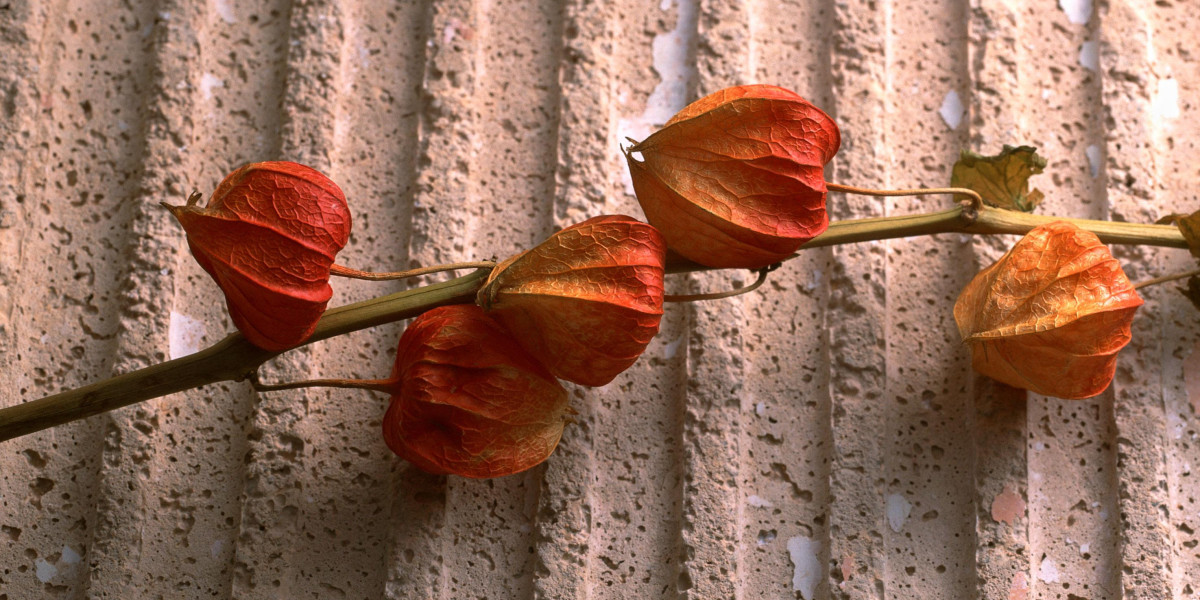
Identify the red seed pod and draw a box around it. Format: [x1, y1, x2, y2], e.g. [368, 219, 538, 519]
[954, 222, 1144, 399]
[477, 215, 666, 387]
[624, 84, 840, 269]
[164, 161, 351, 351]
[383, 305, 570, 478]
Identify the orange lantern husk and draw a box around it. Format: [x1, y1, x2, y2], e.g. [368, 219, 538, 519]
[383, 305, 570, 478]
[165, 161, 351, 351]
[477, 215, 667, 387]
[624, 84, 840, 269]
[954, 221, 1144, 399]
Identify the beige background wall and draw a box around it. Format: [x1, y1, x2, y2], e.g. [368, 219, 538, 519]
[1, 0, 1198, 598]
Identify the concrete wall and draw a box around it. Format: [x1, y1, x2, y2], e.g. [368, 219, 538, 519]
[1, 0, 1198, 598]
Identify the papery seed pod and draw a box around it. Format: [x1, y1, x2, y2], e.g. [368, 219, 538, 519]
[624, 84, 840, 269]
[477, 215, 666, 387]
[164, 161, 351, 351]
[383, 305, 570, 478]
[954, 221, 1144, 399]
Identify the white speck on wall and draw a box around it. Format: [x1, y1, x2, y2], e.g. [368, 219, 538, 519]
[200, 73, 224, 101]
[1168, 410, 1186, 439]
[1038, 557, 1060, 583]
[1086, 144, 1102, 177]
[1079, 542, 1090, 555]
[617, 0, 697, 196]
[1153, 78, 1181, 119]
[663, 336, 682, 359]
[748, 495, 773, 508]
[786, 536, 821, 599]
[169, 311, 206, 359]
[755, 402, 766, 416]
[939, 90, 964, 130]
[804, 268, 823, 292]
[1032, 441, 1048, 451]
[214, 0, 237, 24]
[1078, 41, 1099, 71]
[211, 539, 224, 558]
[35, 558, 57, 582]
[60, 545, 81, 564]
[1042, 88, 1053, 100]
[886, 493, 912, 532]
[1059, 0, 1092, 24]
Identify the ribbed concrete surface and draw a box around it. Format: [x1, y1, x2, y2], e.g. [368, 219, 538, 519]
[1, 0, 1198, 598]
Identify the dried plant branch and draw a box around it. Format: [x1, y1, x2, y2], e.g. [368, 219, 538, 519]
[0, 203, 1187, 443]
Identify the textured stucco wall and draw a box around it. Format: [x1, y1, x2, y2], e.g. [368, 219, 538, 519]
[1, 0, 1198, 598]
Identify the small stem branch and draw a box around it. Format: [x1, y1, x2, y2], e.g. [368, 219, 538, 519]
[1133, 267, 1200, 290]
[827, 181, 984, 210]
[329, 260, 496, 281]
[665, 264, 777, 302]
[250, 371, 396, 394]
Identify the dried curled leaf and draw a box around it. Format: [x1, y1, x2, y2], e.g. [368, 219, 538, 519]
[383, 305, 570, 479]
[165, 162, 351, 351]
[624, 84, 840, 268]
[954, 221, 1143, 399]
[1174, 210, 1200, 259]
[951, 145, 1047, 212]
[477, 215, 666, 387]
[1181, 275, 1200, 312]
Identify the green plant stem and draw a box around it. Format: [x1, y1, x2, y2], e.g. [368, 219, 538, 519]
[1133, 267, 1200, 290]
[250, 373, 396, 394]
[329, 260, 496, 281]
[664, 264, 777, 302]
[825, 182, 984, 209]
[0, 204, 1187, 443]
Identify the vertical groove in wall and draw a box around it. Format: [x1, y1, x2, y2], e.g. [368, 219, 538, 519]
[586, 2, 693, 597]
[0, 16, 47, 595]
[86, 0, 202, 597]
[379, 0, 480, 595]
[314, 1, 434, 598]
[964, 3, 1030, 600]
[429, 0, 564, 596]
[176, 3, 293, 598]
[529, 0, 613, 596]
[229, 0, 346, 596]
[1147, 2, 1200, 597]
[825, 0, 889, 596]
[881, 0, 977, 597]
[1099, 1, 1174, 597]
[676, 1, 752, 596]
[0, 1, 119, 597]
[742, 0, 836, 597]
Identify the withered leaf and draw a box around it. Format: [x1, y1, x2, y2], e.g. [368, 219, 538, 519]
[954, 221, 1143, 399]
[624, 84, 840, 269]
[478, 215, 666, 387]
[383, 305, 569, 479]
[1174, 210, 1200, 259]
[1181, 275, 1200, 313]
[1154, 212, 1189, 225]
[951, 145, 1047, 212]
[165, 162, 351, 351]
